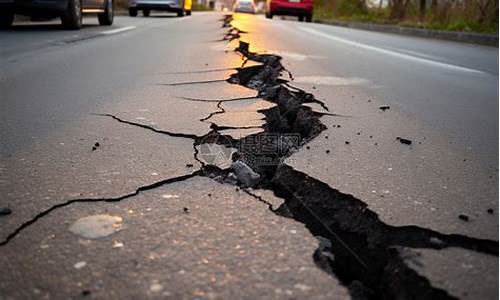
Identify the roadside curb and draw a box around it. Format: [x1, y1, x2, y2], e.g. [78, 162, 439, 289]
[315, 19, 498, 46]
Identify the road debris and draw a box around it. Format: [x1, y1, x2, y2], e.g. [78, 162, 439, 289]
[232, 160, 260, 188]
[0, 207, 12, 216]
[458, 214, 470, 222]
[396, 137, 412, 145]
[379, 106, 390, 111]
[92, 142, 100, 151]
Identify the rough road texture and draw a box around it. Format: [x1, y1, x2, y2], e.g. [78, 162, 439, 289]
[0, 14, 497, 300]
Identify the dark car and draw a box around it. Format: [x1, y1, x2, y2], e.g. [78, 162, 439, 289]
[0, 0, 114, 29]
[266, 0, 313, 22]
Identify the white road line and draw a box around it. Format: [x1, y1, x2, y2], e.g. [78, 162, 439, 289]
[300, 27, 486, 74]
[101, 26, 136, 35]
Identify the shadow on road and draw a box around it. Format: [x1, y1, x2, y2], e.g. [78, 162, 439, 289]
[1, 23, 100, 32]
[149, 15, 178, 18]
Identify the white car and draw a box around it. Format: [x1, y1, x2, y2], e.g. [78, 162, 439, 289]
[233, 0, 256, 14]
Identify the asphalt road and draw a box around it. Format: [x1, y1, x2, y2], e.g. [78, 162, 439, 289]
[0, 12, 498, 299]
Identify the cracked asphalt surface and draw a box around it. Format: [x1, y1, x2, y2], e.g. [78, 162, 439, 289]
[0, 12, 498, 300]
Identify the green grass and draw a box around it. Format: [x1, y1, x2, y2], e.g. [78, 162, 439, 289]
[313, 0, 498, 34]
[191, 3, 213, 11]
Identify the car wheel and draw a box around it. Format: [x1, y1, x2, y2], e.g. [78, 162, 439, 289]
[143, 9, 150, 17]
[305, 13, 312, 22]
[129, 8, 137, 16]
[98, 0, 114, 25]
[265, 12, 273, 19]
[298, 15, 304, 22]
[61, 0, 82, 30]
[0, 12, 14, 29]
[185, 9, 191, 16]
[177, 9, 184, 17]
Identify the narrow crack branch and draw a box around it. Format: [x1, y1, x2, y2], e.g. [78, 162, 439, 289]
[96, 113, 240, 147]
[0, 171, 201, 246]
[315, 112, 352, 118]
[159, 79, 227, 86]
[216, 125, 263, 130]
[200, 101, 225, 122]
[95, 113, 200, 140]
[179, 95, 259, 103]
[164, 66, 240, 74]
[193, 143, 206, 168]
[242, 188, 276, 212]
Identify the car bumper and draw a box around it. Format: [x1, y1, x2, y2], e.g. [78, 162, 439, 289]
[234, 7, 255, 13]
[0, 0, 67, 13]
[270, 1, 312, 15]
[129, 0, 182, 10]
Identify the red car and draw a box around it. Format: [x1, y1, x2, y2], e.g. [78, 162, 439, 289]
[265, 0, 313, 22]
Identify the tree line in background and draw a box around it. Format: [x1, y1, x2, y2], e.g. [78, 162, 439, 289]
[314, 0, 498, 33]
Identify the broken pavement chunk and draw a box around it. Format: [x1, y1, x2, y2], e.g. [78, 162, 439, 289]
[396, 137, 412, 145]
[231, 160, 260, 188]
[226, 172, 238, 183]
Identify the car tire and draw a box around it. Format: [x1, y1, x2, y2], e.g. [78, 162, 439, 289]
[98, 0, 114, 25]
[177, 9, 184, 17]
[61, 0, 82, 30]
[265, 12, 272, 19]
[305, 13, 312, 22]
[129, 8, 138, 16]
[185, 9, 191, 16]
[0, 12, 14, 29]
[143, 9, 150, 16]
[298, 15, 304, 22]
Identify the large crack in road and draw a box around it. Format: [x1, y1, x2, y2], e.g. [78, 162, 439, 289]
[1, 13, 497, 300]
